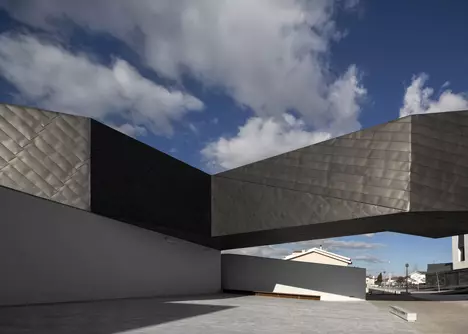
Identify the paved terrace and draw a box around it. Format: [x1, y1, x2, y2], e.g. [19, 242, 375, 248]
[0, 294, 419, 334]
[369, 293, 468, 334]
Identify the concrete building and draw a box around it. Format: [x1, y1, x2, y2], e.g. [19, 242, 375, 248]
[284, 247, 352, 266]
[3, 103, 468, 306]
[452, 234, 468, 270]
[425, 263, 454, 289]
[421, 234, 468, 289]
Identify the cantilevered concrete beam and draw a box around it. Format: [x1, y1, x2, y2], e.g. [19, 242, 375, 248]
[2, 103, 468, 250]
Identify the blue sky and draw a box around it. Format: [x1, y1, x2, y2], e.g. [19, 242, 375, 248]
[1, 0, 466, 276]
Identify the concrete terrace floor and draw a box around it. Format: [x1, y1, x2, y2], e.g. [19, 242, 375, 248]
[369, 297, 468, 334]
[0, 294, 419, 334]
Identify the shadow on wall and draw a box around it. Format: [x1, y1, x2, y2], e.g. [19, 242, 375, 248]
[221, 254, 366, 300]
[0, 296, 236, 334]
[0, 184, 220, 307]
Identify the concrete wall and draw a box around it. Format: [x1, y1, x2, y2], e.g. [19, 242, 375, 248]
[452, 235, 468, 270]
[290, 252, 348, 266]
[0, 185, 220, 306]
[222, 254, 365, 301]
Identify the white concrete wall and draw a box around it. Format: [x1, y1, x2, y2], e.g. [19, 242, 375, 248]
[452, 235, 468, 270]
[0, 186, 220, 306]
[290, 252, 348, 266]
[222, 254, 365, 301]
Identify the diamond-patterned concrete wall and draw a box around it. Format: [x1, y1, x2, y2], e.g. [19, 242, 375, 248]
[410, 111, 468, 211]
[0, 104, 90, 209]
[212, 117, 412, 236]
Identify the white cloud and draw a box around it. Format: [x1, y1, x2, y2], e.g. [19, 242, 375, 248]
[0, 33, 203, 135]
[1, 1, 366, 166]
[202, 114, 331, 170]
[364, 233, 375, 238]
[202, 64, 366, 170]
[1, 1, 338, 124]
[326, 65, 367, 134]
[111, 123, 148, 138]
[400, 73, 468, 117]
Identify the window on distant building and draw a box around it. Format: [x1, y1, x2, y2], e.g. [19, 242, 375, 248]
[458, 235, 465, 262]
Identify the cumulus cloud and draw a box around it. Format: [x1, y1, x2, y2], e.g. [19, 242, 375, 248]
[364, 233, 375, 238]
[202, 114, 331, 169]
[400, 73, 468, 117]
[0, 33, 203, 135]
[1, 0, 366, 168]
[0, 1, 341, 123]
[111, 123, 148, 138]
[201, 53, 365, 170]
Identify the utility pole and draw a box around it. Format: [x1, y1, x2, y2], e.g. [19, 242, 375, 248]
[405, 263, 409, 294]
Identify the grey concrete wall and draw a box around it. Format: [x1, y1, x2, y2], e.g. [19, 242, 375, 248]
[222, 254, 365, 301]
[410, 111, 468, 212]
[0, 185, 220, 306]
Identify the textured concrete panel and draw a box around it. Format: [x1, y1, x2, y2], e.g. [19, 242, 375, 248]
[214, 211, 468, 249]
[0, 104, 90, 209]
[213, 112, 468, 248]
[410, 112, 468, 212]
[213, 176, 400, 236]
[213, 117, 411, 236]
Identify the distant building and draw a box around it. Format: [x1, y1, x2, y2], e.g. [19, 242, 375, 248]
[425, 262, 454, 288]
[426, 263, 453, 274]
[409, 271, 426, 285]
[366, 276, 375, 286]
[284, 247, 352, 267]
[424, 235, 468, 289]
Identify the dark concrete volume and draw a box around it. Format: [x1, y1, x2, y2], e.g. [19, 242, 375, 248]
[90, 120, 212, 246]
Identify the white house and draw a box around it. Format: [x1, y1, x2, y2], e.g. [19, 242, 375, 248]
[366, 276, 375, 285]
[409, 271, 426, 284]
[284, 247, 352, 267]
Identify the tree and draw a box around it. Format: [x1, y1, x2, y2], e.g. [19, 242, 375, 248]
[376, 273, 383, 286]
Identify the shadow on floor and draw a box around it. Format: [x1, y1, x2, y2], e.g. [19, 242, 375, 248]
[367, 291, 468, 302]
[0, 295, 236, 334]
[366, 293, 423, 301]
